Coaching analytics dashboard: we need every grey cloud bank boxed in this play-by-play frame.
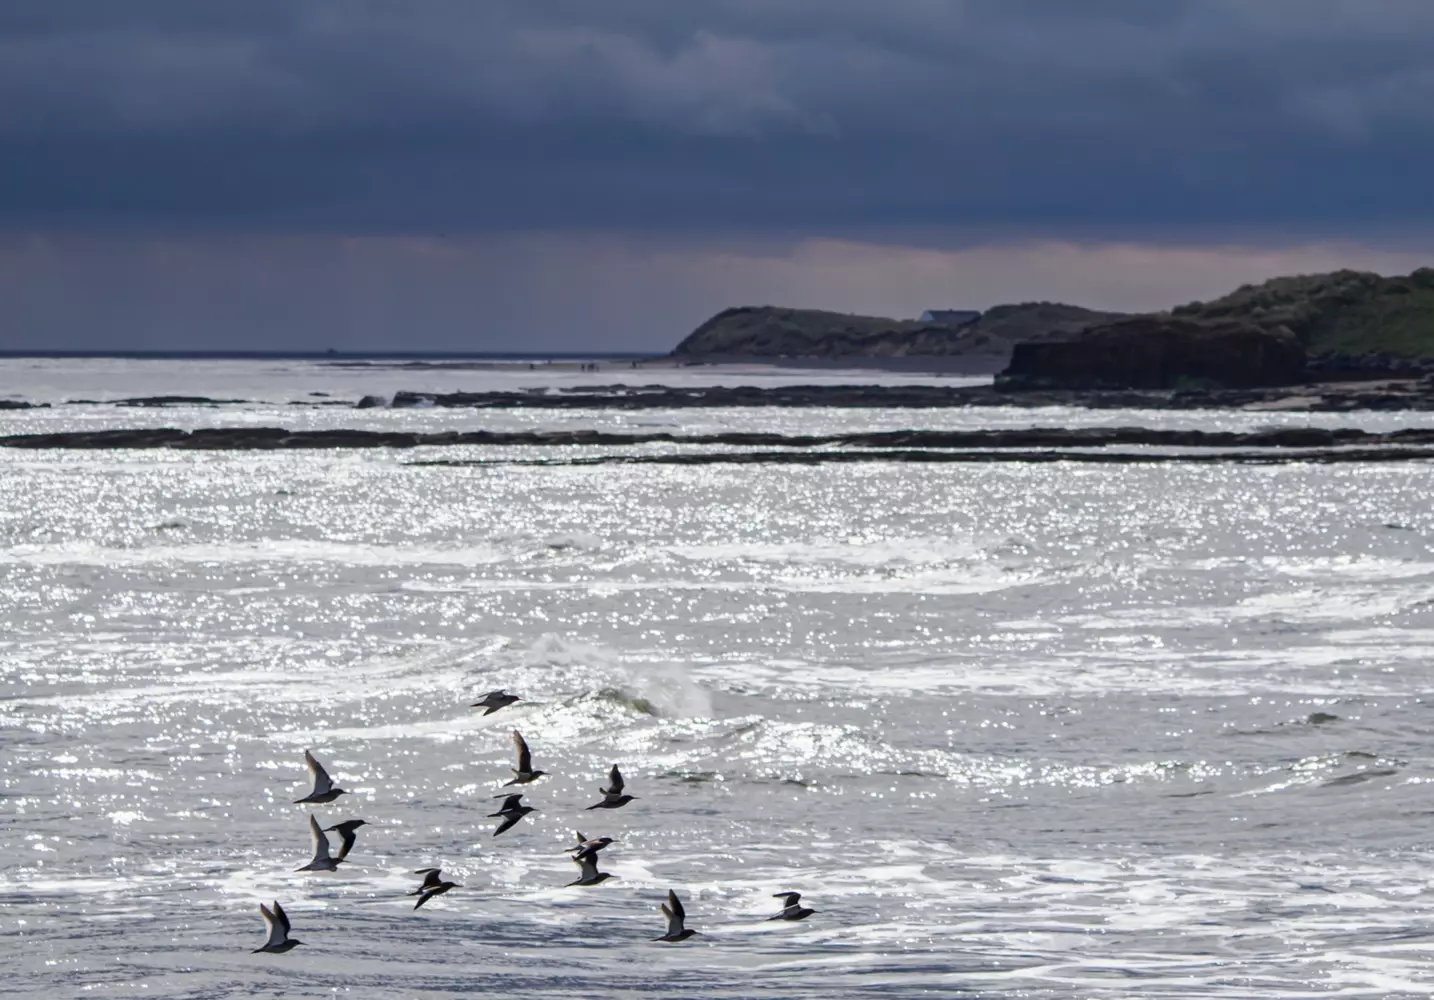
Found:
[1,1,1433,349]
[5,0,1434,233]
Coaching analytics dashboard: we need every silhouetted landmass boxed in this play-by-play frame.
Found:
[672,269,1434,371]
[1173,268,1434,358]
[1000,318,1307,390]
[671,303,1125,358]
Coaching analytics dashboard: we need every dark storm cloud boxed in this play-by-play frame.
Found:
[3,0,1434,235]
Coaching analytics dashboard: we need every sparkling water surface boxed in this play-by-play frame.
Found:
[5,361,1434,998]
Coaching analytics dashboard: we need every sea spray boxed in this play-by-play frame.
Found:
[467,633,714,720]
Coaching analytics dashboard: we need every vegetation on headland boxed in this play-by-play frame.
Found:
[671,303,1125,357]
[1171,268,1434,358]
[674,268,1434,360]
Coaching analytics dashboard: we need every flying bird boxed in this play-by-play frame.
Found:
[653,889,698,942]
[587,764,637,810]
[566,850,615,887]
[322,819,367,863]
[504,730,547,786]
[409,867,461,910]
[294,750,347,805]
[488,793,537,837]
[471,690,520,716]
[252,901,303,954]
[296,814,343,872]
[767,891,817,921]
[569,831,615,860]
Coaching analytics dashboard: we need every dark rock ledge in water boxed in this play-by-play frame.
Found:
[409,447,1434,468]
[369,380,1434,411]
[9,426,1434,452]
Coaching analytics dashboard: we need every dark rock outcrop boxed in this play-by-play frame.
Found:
[355,394,389,409]
[111,396,252,406]
[88,381,1430,412]
[8,425,1434,451]
[0,399,48,409]
[410,447,1434,469]
[999,319,1306,390]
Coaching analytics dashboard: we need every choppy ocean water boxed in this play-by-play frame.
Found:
[6,360,1434,998]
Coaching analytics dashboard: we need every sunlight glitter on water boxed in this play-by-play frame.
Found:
[7,370,1434,996]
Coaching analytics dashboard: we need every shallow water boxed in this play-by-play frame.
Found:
[6,363,1434,998]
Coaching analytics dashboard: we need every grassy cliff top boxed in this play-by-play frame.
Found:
[1171,267,1434,356]
[672,302,1126,357]
[673,267,1434,359]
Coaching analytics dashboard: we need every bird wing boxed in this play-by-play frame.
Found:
[512,731,533,773]
[774,891,802,906]
[273,901,292,937]
[259,903,286,949]
[664,890,686,936]
[418,868,443,889]
[332,826,359,863]
[573,830,587,847]
[604,765,624,795]
[572,853,600,881]
[493,793,523,811]
[304,750,334,797]
[307,814,332,864]
[492,812,523,837]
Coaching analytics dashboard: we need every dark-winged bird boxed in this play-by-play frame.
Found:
[488,793,537,836]
[569,830,615,861]
[767,891,817,921]
[566,850,615,887]
[470,690,521,716]
[294,750,347,804]
[410,867,461,910]
[653,889,698,942]
[253,901,303,953]
[295,814,343,872]
[504,730,547,786]
[322,819,367,863]
[587,764,637,810]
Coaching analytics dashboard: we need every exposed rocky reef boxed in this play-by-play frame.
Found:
[8,426,1434,451]
[371,380,1434,411]
[6,377,1434,416]
[409,447,1434,468]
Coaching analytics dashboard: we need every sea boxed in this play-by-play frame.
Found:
[5,357,1434,998]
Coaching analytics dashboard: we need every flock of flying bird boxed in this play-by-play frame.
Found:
[253,688,817,954]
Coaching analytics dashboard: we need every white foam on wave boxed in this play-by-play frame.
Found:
[1065,580,1434,633]
[0,538,510,568]
[483,634,715,721]
[669,535,992,568]
[665,534,1045,596]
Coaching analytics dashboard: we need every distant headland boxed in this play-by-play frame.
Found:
[672,268,1434,389]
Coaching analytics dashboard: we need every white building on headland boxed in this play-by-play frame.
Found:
[920,309,982,325]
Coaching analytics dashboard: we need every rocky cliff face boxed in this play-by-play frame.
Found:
[998,318,1306,390]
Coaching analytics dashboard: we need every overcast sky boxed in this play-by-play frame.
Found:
[3,0,1433,351]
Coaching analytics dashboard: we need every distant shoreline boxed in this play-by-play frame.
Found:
[0,349,662,362]
[0,350,1006,377]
